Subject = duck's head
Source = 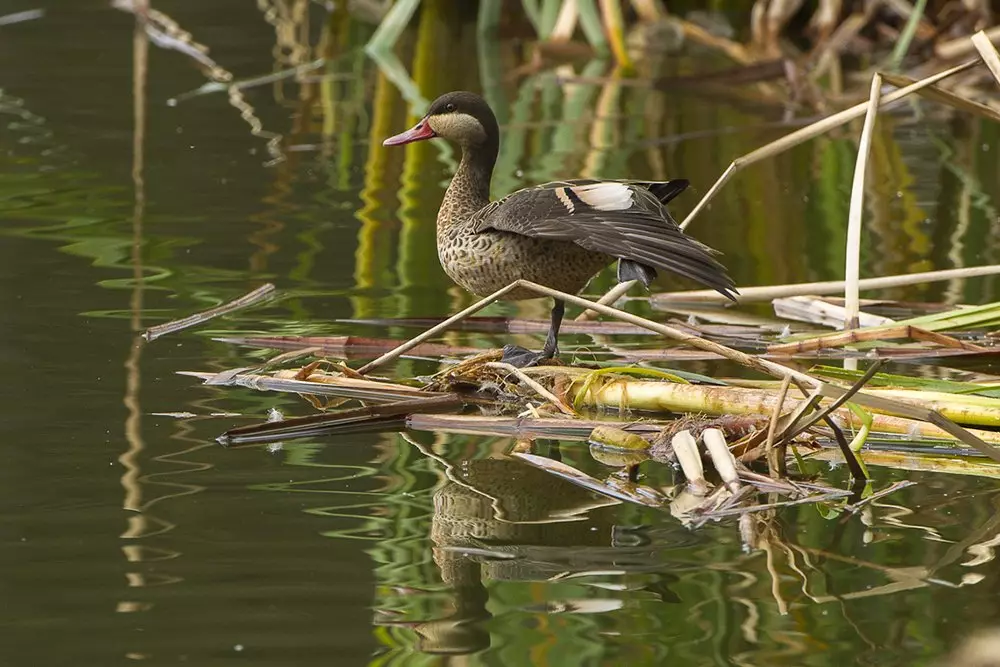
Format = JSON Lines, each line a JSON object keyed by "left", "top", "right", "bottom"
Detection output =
{"left": 383, "top": 91, "right": 498, "bottom": 149}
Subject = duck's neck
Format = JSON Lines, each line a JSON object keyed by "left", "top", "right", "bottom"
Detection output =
{"left": 438, "top": 141, "right": 497, "bottom": 229}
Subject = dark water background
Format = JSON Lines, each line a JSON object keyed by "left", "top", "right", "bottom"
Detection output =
{"left": 4, "top": 2, "right": 1000, "bottom": 665}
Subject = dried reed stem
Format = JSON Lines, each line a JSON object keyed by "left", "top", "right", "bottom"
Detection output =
{"left": 653, "top": 264, "right": 1000, "bottom": 304}
{"left": 972, "top": 29, "right": 1000, "bottom": 87}
{"left": 844, "top": 73, "right": 882, "bottom": 330}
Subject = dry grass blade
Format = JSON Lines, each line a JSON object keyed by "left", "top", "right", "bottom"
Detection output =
{"left": 143, "top": 283, "right": 276, "bottom": 341}
{"left": 880, "top": 71, "right": 1000, "bottom": 122}
{"left": 679, "top": 59, "right": 978, "bottom": 230}
{"left": 844, "top": 73, "right": 882, "bottom": 330}
{"left": 972, "top": 29, "right": 1000, "bottom": 87}
{"left": 653, "top": 265, "right": 1000, "bottom": 304}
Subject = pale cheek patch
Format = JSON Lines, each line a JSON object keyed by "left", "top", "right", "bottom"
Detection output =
{"left": 429, "top": 113, "right": 487, "bottom": 143}
{"left": 571, "top": 182, "right": 634, "bottom": 211}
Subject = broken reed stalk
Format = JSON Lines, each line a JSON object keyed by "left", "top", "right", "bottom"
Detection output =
{"left": 653, "top": 264, "right": 1000, "bottom": 304}
{"left": 563, "top": 376, "right": 1000, "bottom": 441}
{"left": 678, "top": 58, "right": 978, "bottom": 230}
{"left": 355, "top": 278, "right": 1000, "bottom": 461}
{"left": 844, "top": 73, "right": 882, "bottom": 331}
{"left": 143, "top": 283, "right": 276, "bottom": 341}
{"left": 780, "top": 361, "right": 884, "bottom": 442}
{"left": 972, "top": 29, "right": 1000, "bottom": 87}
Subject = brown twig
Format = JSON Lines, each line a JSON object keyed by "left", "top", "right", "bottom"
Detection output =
{"left": 144, "top": 283, "right": 276, "bottom": 341}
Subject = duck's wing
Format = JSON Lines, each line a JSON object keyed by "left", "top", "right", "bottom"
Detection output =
{"left": 542, "top": 178, "right": 689, "bottom": 208}
{"left": 470, "top": 180, "right": 737, "bottom": 300}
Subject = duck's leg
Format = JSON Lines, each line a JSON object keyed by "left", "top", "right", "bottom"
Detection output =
{"left": 501, "top": 299, "right": 565, "bottom": 368}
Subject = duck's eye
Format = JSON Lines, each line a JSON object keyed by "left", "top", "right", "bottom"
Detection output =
{"left": 445, "top": 103, "right": 456, "bottom": 112}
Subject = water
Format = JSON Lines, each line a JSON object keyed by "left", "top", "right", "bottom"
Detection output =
{"left": 4, "top": 2, "right": 1000, "bottom": 665}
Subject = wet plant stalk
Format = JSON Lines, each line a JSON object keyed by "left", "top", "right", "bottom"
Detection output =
{"left": 844, "top": 73, "right": 882, "bottom": 331}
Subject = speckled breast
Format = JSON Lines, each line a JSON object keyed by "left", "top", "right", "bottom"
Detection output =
{"left": 437, "top": 226, "right": 611, "bottom": 300}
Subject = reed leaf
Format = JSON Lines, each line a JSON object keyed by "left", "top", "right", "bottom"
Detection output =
{"left": 811, "top": 366, "right": 1000, "bottom": 398}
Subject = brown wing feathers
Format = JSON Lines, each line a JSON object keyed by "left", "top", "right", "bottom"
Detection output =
{"left": 473, "top": 181, "right": 737, "bottom": 301}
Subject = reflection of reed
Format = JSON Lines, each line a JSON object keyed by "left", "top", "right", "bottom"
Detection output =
{"left": 353, "top": 69, "right": 403, "bottom": 320}
{"left": 581, "top": 69, "right": 623, "bottom": 178}
{"left": 258, "top": 0, "right": 312, "bottom": 75}
{"left": 119, "top": 5, "right": 165, "bottom": 621}
{"left": 119, "top": 8, "right": 207, "bottom": 629}
{"left": 121, "top": 4, "right": 148, "bottom": 516}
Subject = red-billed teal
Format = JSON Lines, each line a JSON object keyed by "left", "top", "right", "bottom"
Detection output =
{"left": 384, "top": 91, "right": 737, "bottom": 367}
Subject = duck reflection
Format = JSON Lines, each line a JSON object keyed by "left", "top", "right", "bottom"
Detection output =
{"left": 405, "top": 450, "right": 677, "bottom": 655}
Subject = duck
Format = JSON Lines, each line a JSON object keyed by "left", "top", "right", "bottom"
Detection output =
{"left": 383, "top": 91, "right": 737, "bottom": 368}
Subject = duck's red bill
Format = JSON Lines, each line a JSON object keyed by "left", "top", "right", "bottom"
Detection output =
{"left": 382, "top": 120, "right": 436, "bottom": 146}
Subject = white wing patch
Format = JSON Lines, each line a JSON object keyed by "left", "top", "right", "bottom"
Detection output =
{"left": 571, "top": 182, "right": 634, "bottom": 211}
{"left": 555, "top": 187, "right": 576, "bottom": 213}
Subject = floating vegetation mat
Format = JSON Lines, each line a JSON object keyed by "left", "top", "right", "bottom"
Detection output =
{"left": 173, "top": 276, "right": 1000, "bottom": 529}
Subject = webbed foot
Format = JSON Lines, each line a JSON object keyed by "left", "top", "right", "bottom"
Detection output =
{"left": 500, "top": 344, "right": 556, "bottom": 369}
